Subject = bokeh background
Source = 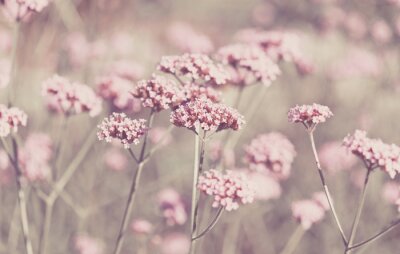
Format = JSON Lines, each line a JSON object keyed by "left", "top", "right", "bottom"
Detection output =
{"left": 1, "top": 0, "right": 400, "bottom": 253}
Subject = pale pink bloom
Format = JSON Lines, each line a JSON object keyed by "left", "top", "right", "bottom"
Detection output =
{"left": 343, "top": 130, "right": 400, "bottom": 178}
{"left": 294, "top": 57, "right": 314, "bottom": 76}
{"left": 148, "top": 127, "right": 172, "bottom": 146}
{"left": 245, "top": 171, "right": 281, "bottom": 201}
{"left": 97, "top": 113, "right": 147, "bottom": 149}
{"left": 198, "top": 169, "right": 254, "bottom": 211}
{"left": 208, "top": 141, "right": 235, "bottom": 168}
{"left": 104, "top": 148, "right": 127, "bottom": 171}
{"left": 1, "top": 0, "right": 50, "bottom": 21}
{"left": 0, "top": 59, "right": 11, "bottom": 88}
{"left": 0, "top": 104, "right": 28, "bottom": 137}
{"left": 170, "top": 98, "right": 245, "bottom": 132}
{"left": 166, "top": 22, "right": 214, "bottom": 53}
{"left": 343, "top": 12, "right": 367, "bottom": 40}
{"left": 382, "top": 181, "right": 400, "bottom": 204}
{"left": 245, "top": 132, "right": 296, "bottom": 180}
{"left": 215, "top": 43, "right": 281, "bottom": 87}
{"left": 312, "top": 192, "right": 329, "bottom": 211}
{"left": 251, "top": 2, "right": 275, "bottom": 26}
{"left": 74, "top": 234, "right": 103, "bottom": 254}
{"left": 292, "top": 199, "right": 326, "bottom": 230}
{"left": 42, "top": 75, "right": 102, "bottom": 117}
{"left": 371, "top": 20, "right": 393, "bottom": 44}
{"left": 96, "top": 75, "right": 140, "bottom": 112}
{"left": 132, "top": 75, "right": 185, "bottom": 112}
{"left": 288, "top": 103, "right": 333, "bottom": 129}
{"left": 64, "top": 32, "right": 91, "bottom": 68}
{"left": 158, "top": 54, "right": 230, "bottom": 87}
{"left": 183, "top": 84, "right": 221, "bottom": 103}
{"left": 319, "top": 141, "right": 357, "bottom": 174}
{"left": 109, "top": 32, "right": 135, "bottom": 57}
{"left": 107, "top": 60, "right": 145, "bottom": 81}
{"left": 157, "top": 188, "right": 187, "bottom": 226}
{"left": 0, "top": 28, "right": 12, "bottom": 52}
{"left": 386, "top": 0, "right": 400, "bottom": 7}
{"left": 131, "top": 219, "right": 153, "bottom": 234}
{"left": 160, "top": 233, "right": 190, "bottom": 254}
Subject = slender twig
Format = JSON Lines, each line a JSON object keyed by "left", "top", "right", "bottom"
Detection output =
{"left": 280, "top": 226, "right": 305, "bottom": 254}
{"left": 347, "top": 218, "right": 400, "bottom": 251}
{"left": 345, "top": 168, "right": 372, "bottom": 253}
{"left": 192, "top": 207, "right": 224, "bottom": 241}
{"left": 308, "top": 131, "right": 348, "bottom": 245}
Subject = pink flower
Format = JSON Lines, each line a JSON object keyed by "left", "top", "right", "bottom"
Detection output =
{"left": 131, "top": 219, "right": 153, "bottom": 234}
{"left": 96, "top": 75, "right": 141, "bottom": 112}
{"left": 312, "top": 192, "right": 329, "bottom": 211}
{"left": 319, "top": 141, "right": 357, "bottom": 174}
{"left": 291, "top": 199, "right": 326, "bottom": 230}
{"left": 343, "top": 12, "right": 367, "bottom": 40}
{"left": 245, "top": 132, "right": 296, "bottom": 180}
{"left": 42, "top": 75, "right": 102, "bottom": 117}
{"left": 160, "top": 233, "right": 190, "bottom": 254}
{"left": 157, "top": 188, "right": 187, "bottom": 226}
{"left": 158, "top": 54, "right": 230, "bottom": 87}
{"left": 343, "top": 130, "right": 400, "bottom": 178}
{"left": 183, "top": 84, "right": 221, "bottom": 103}
{"left": 74, "top": 234, "right": 103, "bottom": 254}
{"left": 208, "top": 141, "right": 235, "bottom": 168}
{"left": 198, "top": 169, "right": 254, "bottom": 211}
{"left": 131, "top": 75, "right": 185, "bottom": 112}
{"left": 288, "top": 103, "right": 333, "bottom": 130}
{"left": 104, "top": 147, "right": 127, "bottom": 171}
{"left": 166, "top": 22, "right": 214, "bottom": 53}
{"left": 107, "top": 60, "right": 144, "bottom": 81}
{"left": 215, "top": 43, "right": 281, "bottom": 87}
{"left": 97, "top": 113, "right": 147, "bottom": 149}
{"left": 148, "top": 127, "right": 172, "bottom": 146}
{"left": 371, "top": 20, "right": 393, "bottom": 45}
{"left": 0, "top": 104, "right": 27, "bottom": 137}
{"left": 245, "top": 170, "right": 281, "bottom": 201}
{"left": 1, "top": 0, "right": 50, "bottom": 21}
{"left": 382, "top": 181, "right": 400, "bottom": 204}
{"left": 170, "top": 98, "right": 245, "bottom": 132}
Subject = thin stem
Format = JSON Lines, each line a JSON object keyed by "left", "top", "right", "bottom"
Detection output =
{"left": 128, "top": 148, "right": 139, "bottom": 164}
{"left": 280, "top": 226, "right": 305, "bottom": 254}
{"left": 345, "top": 169, "right": 372, "bottom": 253}
{"left": 38, "top": 199, "right": 54, "bottom": 254}
{"left": 347, "top": 218, "right": 400, "bottom": 251}
{"left": 308, "top": 131, "right": 348, "bottom": 245}
{"left": 192, "top": 207, "right": 224, "bottom": 241}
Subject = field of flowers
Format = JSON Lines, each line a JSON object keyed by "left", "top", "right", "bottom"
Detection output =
{"left": 1, "top": 0, "right": 400, "bottom": 254}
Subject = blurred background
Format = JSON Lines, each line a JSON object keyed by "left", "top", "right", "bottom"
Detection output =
{"left": 1, "top": 0, "right": 400, "bottom": 253}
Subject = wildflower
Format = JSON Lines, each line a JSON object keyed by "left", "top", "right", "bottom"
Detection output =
{"left": 170, "top": 98, "right": 245, "bottom": 132}
{"left": 288, "top": 103, "right": 333, "bottom": 130}
{"left": 1, "top": 0, "right": 50, "bottom": 21}
{"left": 74, "top": 234, "right": 103, "bottom": 254}
{"left": 0, "top": 104, "right": 27, "bottom": 137}
{"left": 157, "top": 188, "right": 187, "bottom": 226}
{"left": 104, "top": 147, "right": 128, "bottom": 171}
{"left": 244, "top": 132, "right": 296, "bottom": 180}
{"left": 131, "top": 219, "right": 153, "bottom": 235}
{"left": 245, "top": 170, "right": 281, "bottom": 201}
{"left": 97, "top": 113, "right": 147, "bottom": 149}
{"left": 183, "top": 84, "right": 221, "bottom": 103}
{"left": 198, "top": 169, "right": 254, "bottom": 211}
{"left": 42, "top": 75, "right": 102, "bottom": 117}
{"left": 291, "top": 199, "right": 326, "bottom": 230}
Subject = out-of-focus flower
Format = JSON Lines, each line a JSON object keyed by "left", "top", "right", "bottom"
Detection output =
{"left": 343, "top": 12, "right": 367, "bottom": 40}
{"left": 97, "top": 113, "right": 147, "bottom": 149}
{"left": 312, "top": 192, "right": 329, "bottom": 211}
{"left": 198, "top": 169, "right": 254, "bottom": 211}
{"left": 104, "top": 147, "right": 127, "bottom": 171}
{"left": 170, "top": 98, "right": 245, "bottom": 132}
{"left": 382, "top": 181, "right": 400, "bottom": 204}
{"left": 107, "top": 60, "right": 145, "bottom": 81}
{"left": 148, "top": 127, "right": 172, "bottom": 146}
{"left": 319, "top": 141, "right": 357, "bottom": 174}
{"left": 96, "top": 75, "right": 140, "bottom": 112}
{"left": 131, "top": 219, "right": 153, "bottom": 234}
{"left": 251, "top": 2, "right": 276, "bottom": 26}
{"left": 208, "top": 141, "right": 235, "bottom": 168}
{"left": 215, "top": 43, "right": 280, "bottom": 87}
{"left": 166, "top": 22, "right": 214, "bottom": 53}
{"left": 64, "top": 32, "right": 91, "bottom": 68}
{"left": 244, "top": 132, "right": 296, "bottom": 180}
{"left": 1, "top": 0, "right": 50, "bottom": 22}
{"left": 0, "top": 104, "right": 27, "bottom": 137}
{"left": 350, "top": 168, "right": 366, "bottom": 189}
{"left": 245, "top": 170, "right": 281, "bottom": 201}
{"left": 131, "top": 75, "right": 185, "bottom": 112}
{"left": 158, "top": 54, "right": 230, "bottom": 87}
{"left": 160, "top": 233, "right": 190, "bottom": 254}
{"left": 288, "top": 103, "right": 333, "bottom": 130}
{"left": 0, "top": 28, "right": 12, "bottom": 52}
{"left": 343, "top": 130, "right": 400, "bottom": 178}
{"left": 42, "top": 75, "right": 102, "bottom": 117}
{"left": 371, "top": 20, "right": 393, "bottom": 45}
{"left": 157, "top": 188, "right": 187, "bottom": 226}
{"left": 291, "top": 199, "right": 326, "bottom": 230}
{"left": 183, "top": 85, "right": 221, "bottom": 103}
{"left": 0, "top": 59, "right": 10, "bottom": 88}
{"left": 74, "top": 234, "right": 103, "bottom": 254}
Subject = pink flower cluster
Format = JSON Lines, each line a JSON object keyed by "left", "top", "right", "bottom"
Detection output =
{"left": 291, "top": 192, "right": 329, "bottom": 230}
{"left": 198, "top": 169, "right": 255, "bottom": 211}
{"left": 1, "top": 0, "right": 50, "bottom": 21}
{"left": 183, "top": 85, "right": 221, "bottom": 103}
{"left": 245, "top": 170, "right": 282, "bottom": 201}
{"left": 74, "top": 234, "right": 104, "bottom": 254}
{"left": 157, "top": 188, "right": 187, "bottom": 226}
{"left": 158, "top": 54, "right": 230, "bottom": 86}
{"left": 97, "top": 113, "right": 147, "bottom": 149}
{"left": 215, "top": 43, "right": 281, "bottom": 87}
{"left": 244, "top": 132, "right": 296, "bottom": 180}
{"left": 343, "top": 130, "right": 400, "bottom": 178}
{"left": 288, "top": 103, "right": 333, "bottom": 129}
{"left": 0, "top": 104, "right": 27, "bottom": 137}
{"left": 42, "top": 75, "right": 102, "bottom": 117}
{"left": 131, "top": 75, "right": 185, "bottom": 112}
{"left": 170, "top": 98, "right": 245, "bottom": 132}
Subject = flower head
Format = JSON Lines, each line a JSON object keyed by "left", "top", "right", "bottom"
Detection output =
{"left": 42, "top": 75, "right": 102, "bottom": 117}
{"left": 1, "top": 0, "right": 50, "bottom": 21}
{"left": 170, "top": 98, "right": 245, "bottom": 132}
{"left": 343, "top": 130, "right": 400, "bottom": 178}
{"left": 131, "top": 219, "right": 153, "bottom": 235}
{"left": 157, "top": 188, "right": 187, "bottom": 226}
{"left": 244, "top": 132, "right": 296, "bottom": 180}
{"left": 0, "top": 104, "right": 27, "bottom": 137}
{"left": 97, "top": 113, "right": 147, "bottom": 149}
{"left": 74, "top": 234, "right": 103, "bottom": 254}
{"left": 198, "top": 169, "right": 255, "bottom": 211}
{"left": 291, "top": 199, "right": 326, "bottom": 230}
{"left": 288, "top": 103, "right": 333, "bottom": 130}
